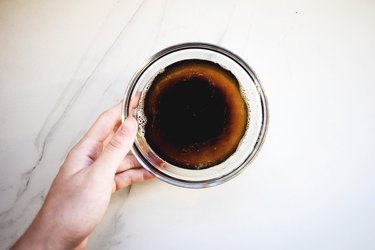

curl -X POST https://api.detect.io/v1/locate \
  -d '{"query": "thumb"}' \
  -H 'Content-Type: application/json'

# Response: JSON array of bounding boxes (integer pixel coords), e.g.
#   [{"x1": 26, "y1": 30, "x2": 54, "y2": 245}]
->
[{"x1": 93, "y1": 116, "x2": 137, "y2": 175}]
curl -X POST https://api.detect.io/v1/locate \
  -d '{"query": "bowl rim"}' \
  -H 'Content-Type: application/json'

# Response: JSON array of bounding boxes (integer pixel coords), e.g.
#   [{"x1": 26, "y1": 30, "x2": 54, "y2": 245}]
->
[{"x1": 122, "y1": 42, "x2": 269, "y2": 188}]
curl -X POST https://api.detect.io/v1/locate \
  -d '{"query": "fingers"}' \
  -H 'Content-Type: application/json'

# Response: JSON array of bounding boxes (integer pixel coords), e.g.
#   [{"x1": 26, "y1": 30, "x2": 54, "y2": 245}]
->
[
  {"x1": 114, "y1": 168, "x2": 154, "y2": 191},
  {"x1": 116, "y1": 154, "x2": 141, "y2": 173},
  {"x1": 93, "y1": 116, "x2": 138, "y2": 176},
  {"x1": 84, "y1": 102, "x2": 122, "y2": 144},
  {"x1": 63, "y1": 103, "x2": 124, "y2": 174}
]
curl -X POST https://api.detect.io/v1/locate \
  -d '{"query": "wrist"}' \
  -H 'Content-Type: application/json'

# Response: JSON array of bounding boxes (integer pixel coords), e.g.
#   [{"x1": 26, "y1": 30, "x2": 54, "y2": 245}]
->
[{"x1": 12, "y1": 208, "x2": 67, "y2": 250}]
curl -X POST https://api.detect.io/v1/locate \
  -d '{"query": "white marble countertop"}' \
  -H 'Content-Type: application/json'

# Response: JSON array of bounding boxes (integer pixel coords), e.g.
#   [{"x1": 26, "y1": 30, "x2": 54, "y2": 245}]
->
[{"x1": 1, "y1": 0, "x2": 375, "y2": 249}]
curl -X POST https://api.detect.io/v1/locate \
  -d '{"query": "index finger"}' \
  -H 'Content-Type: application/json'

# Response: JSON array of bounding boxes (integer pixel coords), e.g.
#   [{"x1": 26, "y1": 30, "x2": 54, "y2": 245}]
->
[{"x1": 82, "y1": 102, "x2": 123, "y2": 144}]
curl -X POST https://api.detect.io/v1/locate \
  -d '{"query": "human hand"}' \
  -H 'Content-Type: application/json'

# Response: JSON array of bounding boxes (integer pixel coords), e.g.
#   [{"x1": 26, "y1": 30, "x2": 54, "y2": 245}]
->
[{"x1": 12, "y1": 102, "x2": 154, "y2": 250}]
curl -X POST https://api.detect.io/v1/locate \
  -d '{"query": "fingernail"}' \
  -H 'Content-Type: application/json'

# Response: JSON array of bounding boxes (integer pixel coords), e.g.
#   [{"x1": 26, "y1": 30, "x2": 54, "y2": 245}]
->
[{"x1": 121, "y1": 117, "x2": 137, "y2": 135}]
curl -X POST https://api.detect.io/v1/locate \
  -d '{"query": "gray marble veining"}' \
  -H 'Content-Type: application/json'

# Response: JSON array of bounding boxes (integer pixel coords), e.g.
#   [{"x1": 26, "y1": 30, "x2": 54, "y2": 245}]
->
[{"x1": 1, "y1": 0, "x2": 375, "y2": 249}]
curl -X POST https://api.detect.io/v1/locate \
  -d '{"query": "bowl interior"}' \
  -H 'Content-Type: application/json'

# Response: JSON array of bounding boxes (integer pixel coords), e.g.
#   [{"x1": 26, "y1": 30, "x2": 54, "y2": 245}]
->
[{"x1": 122, "y1": 43, "x2": 268, "y2": 188}]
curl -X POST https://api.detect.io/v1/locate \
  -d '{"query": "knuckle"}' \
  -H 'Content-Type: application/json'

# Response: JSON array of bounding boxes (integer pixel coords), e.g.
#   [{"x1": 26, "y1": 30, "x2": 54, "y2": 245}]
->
[
  {"x1": 107, "y1": 134, "x2": 126, "y2": 151},
  {"x1": 116, "y1": 176, "x2": 131, "y2": 190},
  {"x1": 123, "y1": 158, "x2": 134, "y2": 169}
]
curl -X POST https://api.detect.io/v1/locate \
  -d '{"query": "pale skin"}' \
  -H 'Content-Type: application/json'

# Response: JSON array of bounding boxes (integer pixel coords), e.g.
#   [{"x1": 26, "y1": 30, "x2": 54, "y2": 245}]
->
[{"x1": 12, "y1": 102, "x2": 154, "y2": 250}]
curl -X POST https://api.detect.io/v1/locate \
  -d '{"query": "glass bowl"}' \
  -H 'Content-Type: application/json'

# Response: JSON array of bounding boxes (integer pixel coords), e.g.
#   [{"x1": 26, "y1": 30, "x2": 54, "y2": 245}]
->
[{"x1": 122, "y1": 43, "x2": 268, "y2": 188}]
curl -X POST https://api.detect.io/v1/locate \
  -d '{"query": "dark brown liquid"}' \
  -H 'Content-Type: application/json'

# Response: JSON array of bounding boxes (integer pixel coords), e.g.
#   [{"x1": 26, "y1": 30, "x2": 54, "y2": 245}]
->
[{"x1": 144, "y1": 59, "x2": 248, "y2": 169}]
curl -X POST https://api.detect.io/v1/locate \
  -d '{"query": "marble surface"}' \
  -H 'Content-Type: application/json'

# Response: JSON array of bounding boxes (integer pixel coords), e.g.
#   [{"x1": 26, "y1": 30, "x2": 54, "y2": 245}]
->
[{"x1": 1, "y1": 0, "x2": 375, "y2": 249}]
